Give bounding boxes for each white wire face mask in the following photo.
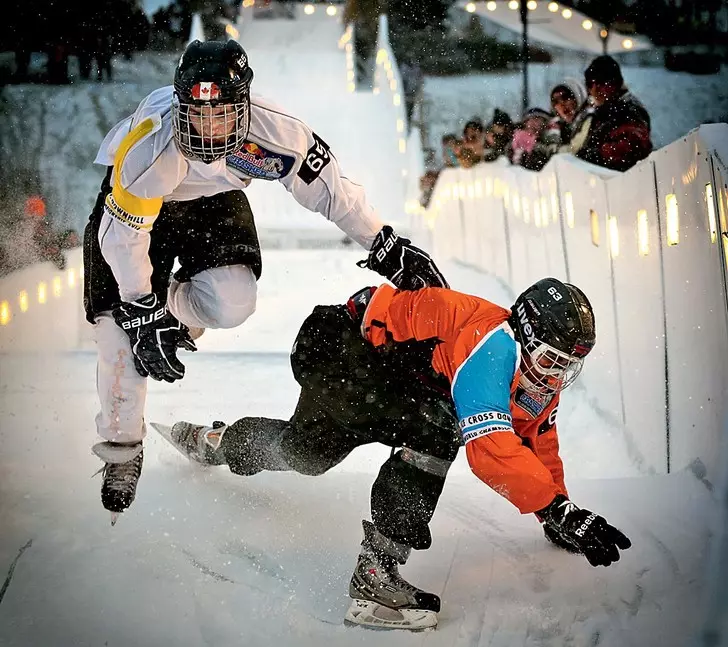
[172,97,250,163]
[519,337,584,397]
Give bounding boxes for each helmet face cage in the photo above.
[519,337,584,396]
[172,94,250,163]
[512,278,595,398]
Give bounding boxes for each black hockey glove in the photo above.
[537,494,631,567]
[357,225,449,290]
[543,521,583,554]
[112,293,197,383]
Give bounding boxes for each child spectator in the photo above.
[441,133,462,168]
[483,108,513,162]
[461,118,486,165]
[508,108,552,171]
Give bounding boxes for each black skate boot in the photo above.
[150,421,227,465]
[92,441,144,526]
[345,520,440,630]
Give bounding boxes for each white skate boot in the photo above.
[345,521,440,631]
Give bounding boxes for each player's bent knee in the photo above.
[204,294,256,329]
[187,265,257,329]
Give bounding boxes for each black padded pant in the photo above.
[83,167,262,323]
[221,305,461,551]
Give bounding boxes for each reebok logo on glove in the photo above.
[574,512,596,538]
[120,307,166,330]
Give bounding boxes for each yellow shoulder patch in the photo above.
[105,117,164,231]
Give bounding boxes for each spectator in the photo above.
[461,118,486,164]
[458,146,481,169]
[543,78,587,154]
[419,170,439,207]
[571,55,652,172]
[0,195,64,273]
[441,133,462,168]
[508,108,552,172]
[483,108,514,162]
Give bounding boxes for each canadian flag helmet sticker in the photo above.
[191,82,220,101]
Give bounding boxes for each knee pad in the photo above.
[170,265,257,329]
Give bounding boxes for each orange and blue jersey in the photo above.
[362,284,567,514]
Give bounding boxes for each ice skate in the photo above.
[345,521,439,631]
[92,441,144,526]
[150,421,227,466]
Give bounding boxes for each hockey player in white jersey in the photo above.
[83,39,448,523]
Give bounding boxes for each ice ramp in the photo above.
[231,5,409,245]
[0,250,716,647]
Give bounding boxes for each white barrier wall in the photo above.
[413,125,728,483]
[0,248,86,353]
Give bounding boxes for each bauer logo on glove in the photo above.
[119,306,167,330]
[112,293,197,383]
[359,225,449,291]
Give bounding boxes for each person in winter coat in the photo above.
[543,78,588,154]
[571,55,652,172]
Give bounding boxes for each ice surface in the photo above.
[0,253,714,647]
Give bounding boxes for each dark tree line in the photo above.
[6,0,150,84]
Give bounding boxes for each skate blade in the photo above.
[150,423,187,457]
[150,422,175,444]
[150,422,209,467]
[344,599,437,631]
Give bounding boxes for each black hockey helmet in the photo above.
[509,277,595,396]
[172,39,254,163]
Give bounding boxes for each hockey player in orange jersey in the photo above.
[155,278,631,630]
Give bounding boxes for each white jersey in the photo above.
[94,86,383,301]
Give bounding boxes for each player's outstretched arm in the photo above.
[358,225,449,290]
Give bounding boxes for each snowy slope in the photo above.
[0,253,715,647]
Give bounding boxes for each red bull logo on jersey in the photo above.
[191,82,220,101]
[243,142,266,158]
[226,141,296,181]
[514,386,550,418]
